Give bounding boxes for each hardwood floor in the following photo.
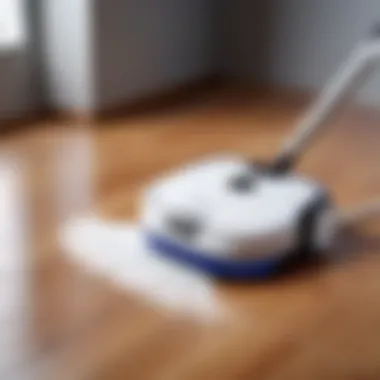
[2,88,380,379]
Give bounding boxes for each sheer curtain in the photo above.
[0,0,26,50]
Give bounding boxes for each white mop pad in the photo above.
[60,217,225,322]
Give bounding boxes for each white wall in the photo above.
[224,0,380,106]
[4,1,380,119]
[40,0,94,112]
[94,0,218,110]
[38,0,218,113]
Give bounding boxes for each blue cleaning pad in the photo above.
[145,232,286,280]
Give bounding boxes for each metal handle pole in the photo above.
[273,38,380,172]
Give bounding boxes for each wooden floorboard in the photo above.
[1,88,380,379]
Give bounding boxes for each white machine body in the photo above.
[141,156,337,261]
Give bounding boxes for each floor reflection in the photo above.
[0,154,31,376]
[0,127,96,379]
[53,128,94,221]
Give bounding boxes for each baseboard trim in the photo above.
[1,80,380,136]
[20,75,225,126]
[93,75,225,123]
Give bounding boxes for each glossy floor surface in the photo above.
[2,89,380,379]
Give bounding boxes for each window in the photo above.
[0,0,26,50]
